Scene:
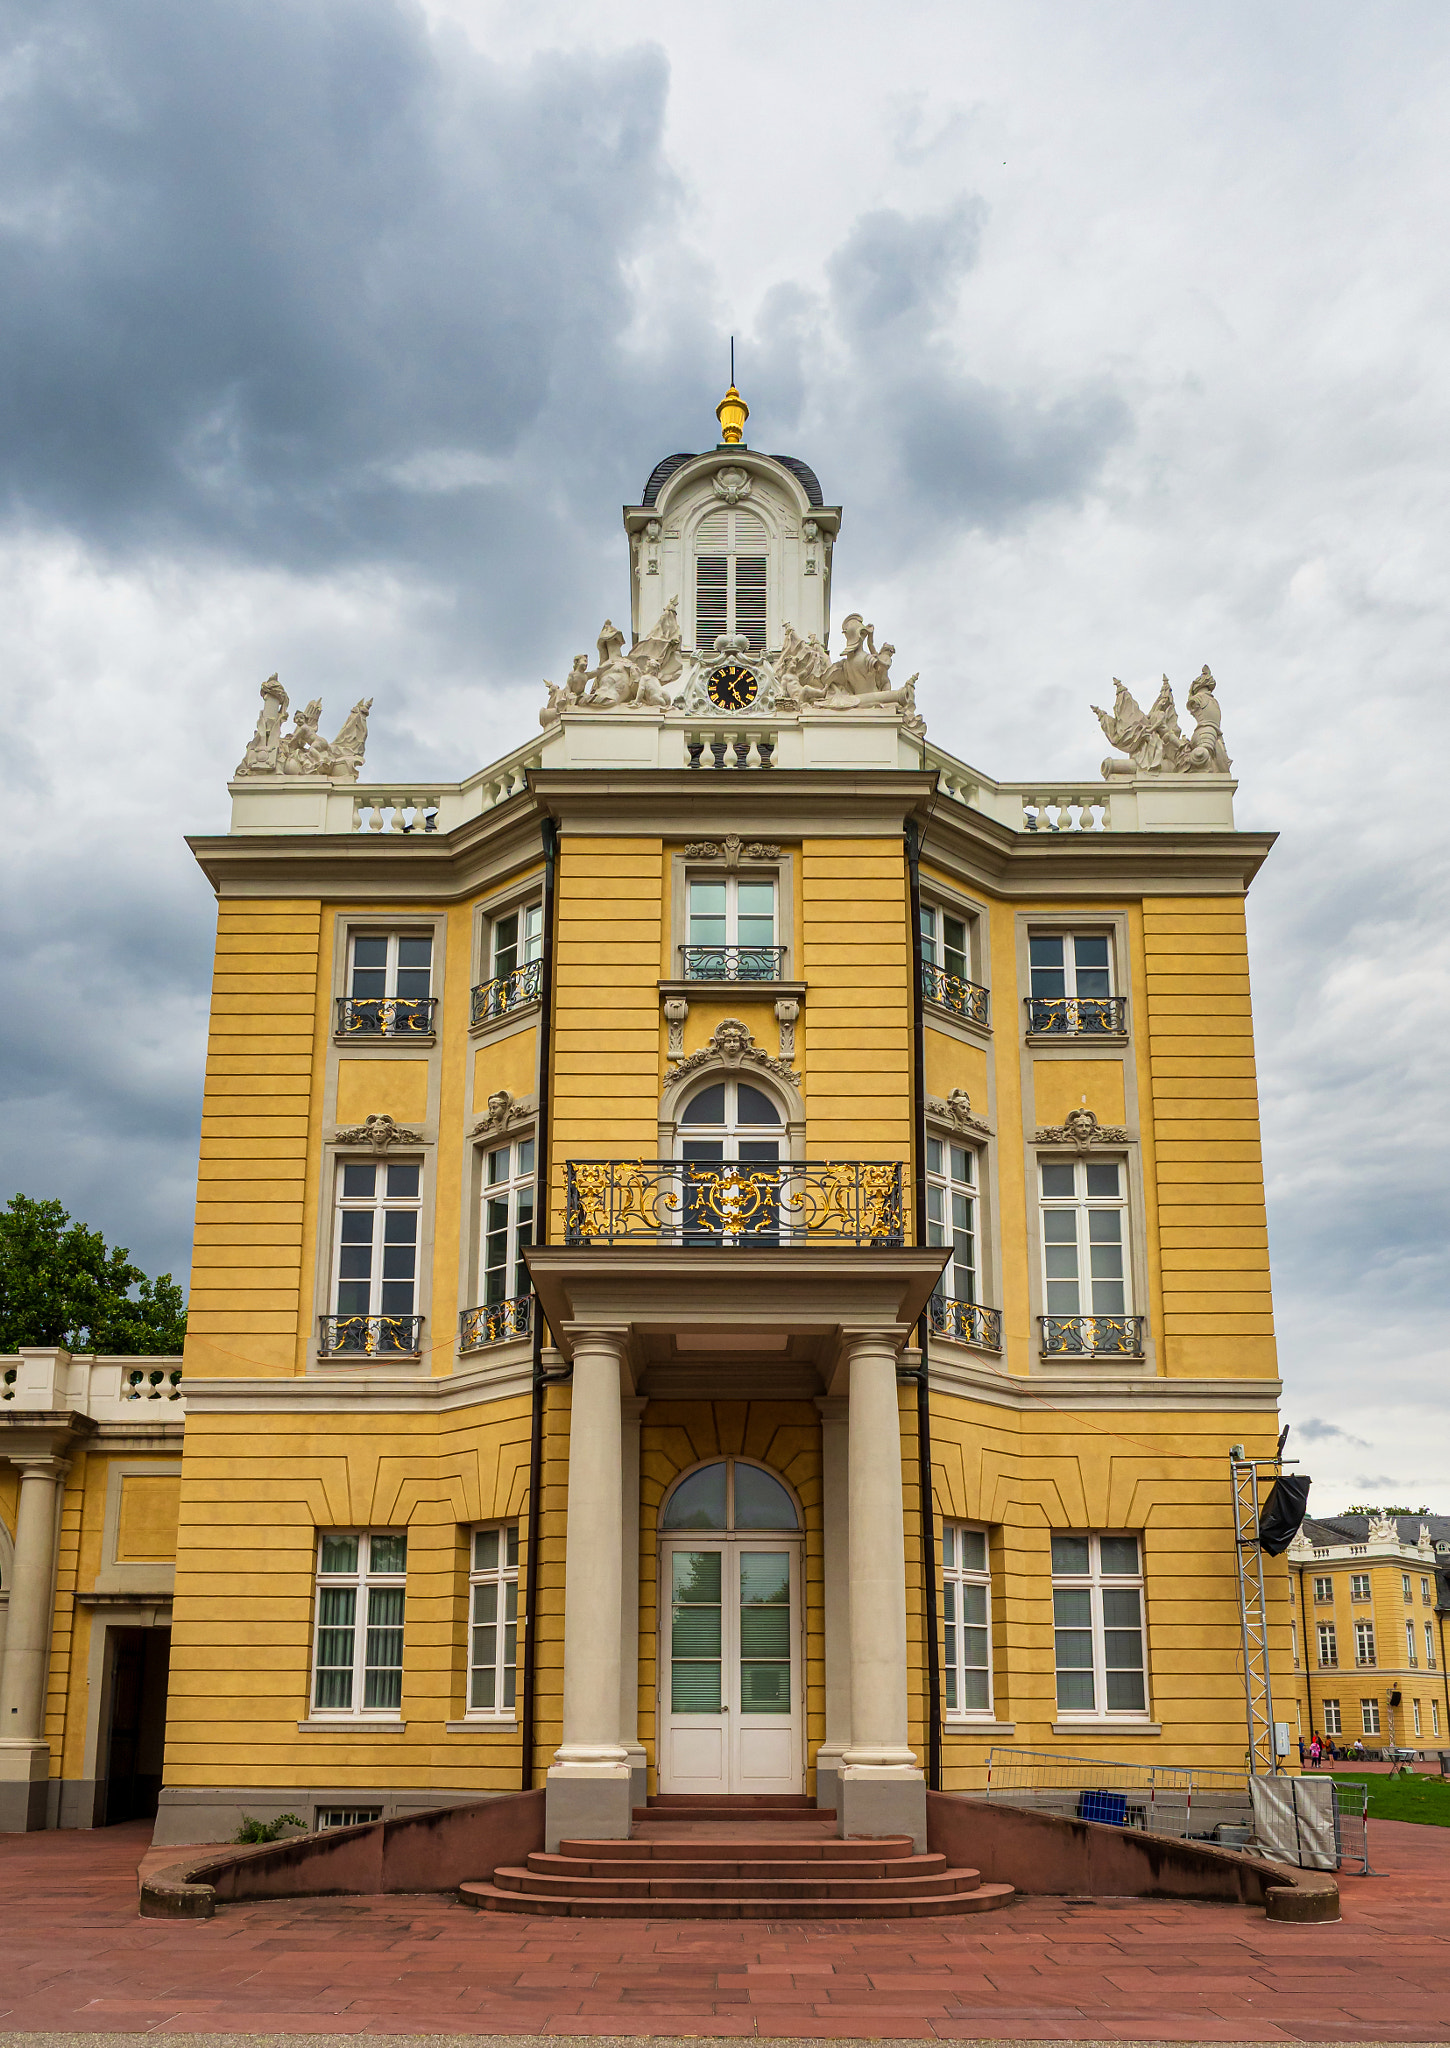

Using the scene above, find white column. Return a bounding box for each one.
[545,1327,633,1849]
[0,1455,67,1833]
[619,1395,647,1802]
[838,1328,926,1848]
[813,1396,851,1808]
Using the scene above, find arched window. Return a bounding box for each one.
[661,1458,800,1532]
[679,1078,782,1167]
[694,509,768,649]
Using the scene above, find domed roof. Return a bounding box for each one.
[639,450,825,508]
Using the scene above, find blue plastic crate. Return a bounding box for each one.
[1078,1788,1128,1826]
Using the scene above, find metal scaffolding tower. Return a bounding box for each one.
[1231,1453,1280,1776]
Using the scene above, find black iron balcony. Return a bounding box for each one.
[929,1295,1003,1350]
[472,959,543,1025]
[336,995,437,1038]
[680,945,786,982]
[564,1159,904,1246]
[1040,1314,1145,1356]
[921,962,990,1027]
[1025,995,1127,1037]
[319,1313,423,1357]
[460,1294,533,1350]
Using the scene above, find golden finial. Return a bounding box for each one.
[716,339,748,444]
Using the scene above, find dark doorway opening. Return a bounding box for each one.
[104,1627,171,1825]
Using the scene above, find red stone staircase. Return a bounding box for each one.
[461,1792,1015,1919]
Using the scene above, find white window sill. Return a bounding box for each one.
[444,1718,519,1733]
[297,1717,407,1733]
[1052,1719,1161,1736]
[944,1718,1016,1737]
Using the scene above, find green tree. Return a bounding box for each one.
[0,1195,187,1356]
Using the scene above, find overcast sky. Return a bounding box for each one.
[2,0,1446,1508]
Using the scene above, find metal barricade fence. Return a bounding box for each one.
[982,1747,1370,1872]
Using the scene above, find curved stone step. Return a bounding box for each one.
[460,1879,1017,1920]
[529,1849,954,1884]
[491,1862,982,1902]
[558,1833,917,1862]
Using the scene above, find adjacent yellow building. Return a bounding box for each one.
[2,392,1306,1842]
[1288,1513,1450,1754]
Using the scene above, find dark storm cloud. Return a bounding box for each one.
[0,0,676,595]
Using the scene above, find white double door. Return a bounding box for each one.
[660,1538,802,1796]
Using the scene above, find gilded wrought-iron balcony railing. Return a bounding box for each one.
[929,1296,1003,1351]
[335,995,438,1038]
[1039,1314,1145,1356]
[1024,995,1128,1037]
[564,1159,904,1247]
[920,961,990,1027]
[471,959,543,1025]
[459,1294,533,1350]
[679,945,787,982]
[319,1313,424,1357]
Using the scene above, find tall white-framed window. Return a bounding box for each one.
[1406,1620,1419,1667]
[1426,1621,1437,1668]
[1361,1696,1380,1734]
[342,931,435,1036]
[1355,1620,1376,1666]
[1423,1576,1433,1605]
[1403,1572,1414,1602]
[1291,1615,1299,1668]
[1039,1158,1135,1352]
[311,1531,407,1716]
[1322,1697,1341,1735]
[1318,1622,1338,1666]
[677,1078,785,1242]
[492,904,543,979]
[920,904,987,1024]
[1029,932,1113,1003]
[927,1138,978,1304]
[694,508,768,647]
[1350,1572,1371,1600]
[329,1159,422,1354]
[468,1523,519,1716]
[482,1137,535,1306]
[941,1524,992,1716]
[1314,1575,1333,1601]
[684,875,779,980]
[1051,1533,1147,1717]
[1434,1700,1442,1736]
[1413,1697,1422,1735]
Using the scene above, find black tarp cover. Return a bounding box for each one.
[1258,1473,1312,1554]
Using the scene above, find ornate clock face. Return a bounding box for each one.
[707,661,759,711]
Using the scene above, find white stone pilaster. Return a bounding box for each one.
[813,1395,851,1809]
[0,1455,68,1833]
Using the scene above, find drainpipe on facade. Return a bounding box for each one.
[904,817,943,1792]
[521,815,561,1792]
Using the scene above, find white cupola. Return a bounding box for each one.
[622,384,841,655]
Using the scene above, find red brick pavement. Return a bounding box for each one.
[0,1816,1447,2040]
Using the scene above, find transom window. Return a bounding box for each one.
[330,1160,421,1353]
[941,1525,992,1715]
[1030,933,1112,1001]
[343,932,434,1036]
[1051,1533,1146,1716]
[482,1138,534,1305]
[927,1138,977,1304]
[1040,1158,1128,1316]
[469,1523,519,1715]
[694,508,768,648]
[312,1531,406,1716]
[685,876,779,979]
[493,905,543,978]
[680,1079,782,1161]
[662,1459,800,1532]
[1314,1575,1333,1601]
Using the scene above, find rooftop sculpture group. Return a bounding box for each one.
[234,675,373,781]
[1094,666,1231,778]
[538,603,924,735]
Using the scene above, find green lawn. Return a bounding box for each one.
[1329,1771,1450,1826]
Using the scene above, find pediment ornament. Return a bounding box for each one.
[471,1089,535,1138]
[333,1113,428,1150]
[1034,1106,1128,1152]
[683,834,780,865]
[927,1089,991,1138]
[672,1016,799,1089]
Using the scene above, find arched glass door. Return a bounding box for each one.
[659,1459,803,1795]
[678,1079,783,1244]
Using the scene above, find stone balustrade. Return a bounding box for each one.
[927,744,1237,833]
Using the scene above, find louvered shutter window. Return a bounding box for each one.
[694,510,769,650]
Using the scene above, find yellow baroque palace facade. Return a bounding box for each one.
[2,392,1301,1843]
